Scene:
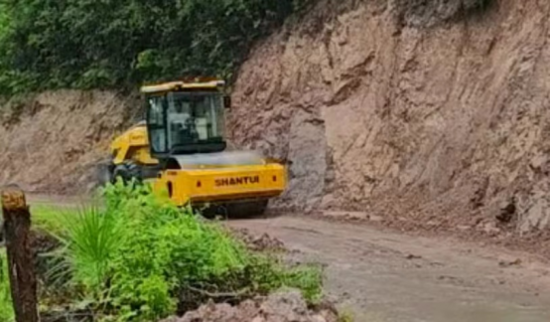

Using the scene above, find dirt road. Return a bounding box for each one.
[27,195,550,322]
[228,216,550,322]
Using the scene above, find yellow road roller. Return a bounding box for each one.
[103,77,288,216]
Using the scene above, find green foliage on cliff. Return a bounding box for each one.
[0,0,310,95]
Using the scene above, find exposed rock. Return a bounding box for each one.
[229,0,550,236]
[160,290,339,322]
[498,258,522,268]
[481,222,501,235]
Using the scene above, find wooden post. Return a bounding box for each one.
[1,186,39,322]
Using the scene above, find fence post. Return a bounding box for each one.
[1,186,39,322]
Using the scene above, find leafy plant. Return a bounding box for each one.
[34,181,323,321]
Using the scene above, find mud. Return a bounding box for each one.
[161,290,338,322]
[228,215,550,322]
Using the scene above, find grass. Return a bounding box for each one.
[46,206,124,295]
[0,250,14,322]
[31,180,324,321]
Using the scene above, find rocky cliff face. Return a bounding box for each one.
[229,0,550,234]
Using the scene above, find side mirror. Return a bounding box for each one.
[223,95,232,109]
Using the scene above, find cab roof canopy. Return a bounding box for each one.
[140,77,225,94]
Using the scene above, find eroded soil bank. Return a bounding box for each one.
[0,91,139,194]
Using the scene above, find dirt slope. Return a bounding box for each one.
[0,91,139,194]
[228,0,550,235]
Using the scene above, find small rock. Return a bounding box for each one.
[482,222,500,234]
[169,289,340,322]
[406,254,422,260]
[231,228,286,252]
[499,258,522,268]
[323,211,368,220]
[340,291,351,300]
[367,214,384,222]
[438,275,458,282]
[311,315,327,322]
[261,289,309,320]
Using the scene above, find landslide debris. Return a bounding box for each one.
[231,228,287,252]
[161,289,339,322]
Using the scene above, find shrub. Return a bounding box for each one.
[35,181,323,321]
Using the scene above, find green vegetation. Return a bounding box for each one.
[0,0,311,95]
[0,251,14,322]
[27,181,323,321]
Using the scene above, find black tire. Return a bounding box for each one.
[111,161,143,185]
[225,199,269,218]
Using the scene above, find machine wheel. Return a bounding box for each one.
[111,161,143,185]
[225,199,269,218]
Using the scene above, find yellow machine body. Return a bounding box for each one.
[153,163,286,207]
[110,122,159,166]
[106,77,288,214]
